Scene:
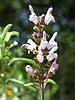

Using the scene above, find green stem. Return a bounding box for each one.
[1,42,4,71]
[1,36,5,72]
[41,68,44,100]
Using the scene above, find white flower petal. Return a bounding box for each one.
[50,14,55,22]
[44,7,55,25]
[29,5,34,14]
[29,5,38,24]
[47,42,57,50]
[46,7,53,15]
[45,14,55,25]
[27,39,37,51]
[49,59,59,74]
[49,32,57,42]
[39,40,48,50]
[28,50,30,54]
[37,51,44,63]
[47,32,58,50]
[21,44,26,48]
[27,39,37,47]
[29,14,38,24]
[43,31,46,41]
[47,46,58,61]
[21,43,35,52]
[49,46,58,54]
[47,53,58,61]
[21,39,37,53]
[39,31,48,50]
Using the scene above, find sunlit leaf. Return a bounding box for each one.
[24,82,39,87]
[51,84,59,94]
[24,83,34,86]
[4,31,19,42]
[45,79,56,85]
[0,34,3,44]
[0,24,12,44]
[9,41,18,49]
[6,78,25,85]
[24,83,38,92]
[8,58,39,67]
[6,78,37,92]
[3,24,12,37]
[0,48,2,59]
[27,86,36,92]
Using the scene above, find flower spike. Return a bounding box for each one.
[22,5,59,94]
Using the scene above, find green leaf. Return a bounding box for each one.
[6,78,36,92]
[0,34,3,44]
[24,83,37,92]
[6,78,25,85]
[8,41,18,49]
[8,58,39,67]
[0,48,2,59]
[24,83,34,86]
[3,24,12,37]
[24,82,39,87]
[4,31,19,42]
[51,84,59,95]
[0,24,12,44]
[27,86,36,92]
[45,79,56,85]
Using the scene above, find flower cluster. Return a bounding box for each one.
[29,5,55,25]
[22,5,58,88]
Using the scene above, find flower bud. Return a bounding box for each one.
[26,65,39,79]
[48,59,59,76]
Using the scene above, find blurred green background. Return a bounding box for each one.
[0,0,75,100]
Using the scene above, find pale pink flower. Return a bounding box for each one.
[47,32,58,50]
[21,39,37,53]
[47,53,58,61]
[49,59,59,75]
[47,45,58,61]
[42,31,46,41]
[39,31,58,51]
[49,46,58,54]
[29,5,38,24]
[36,51,44,63]
[39,31,48,50]
[44,7,55,25]
[26,65,34,77]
